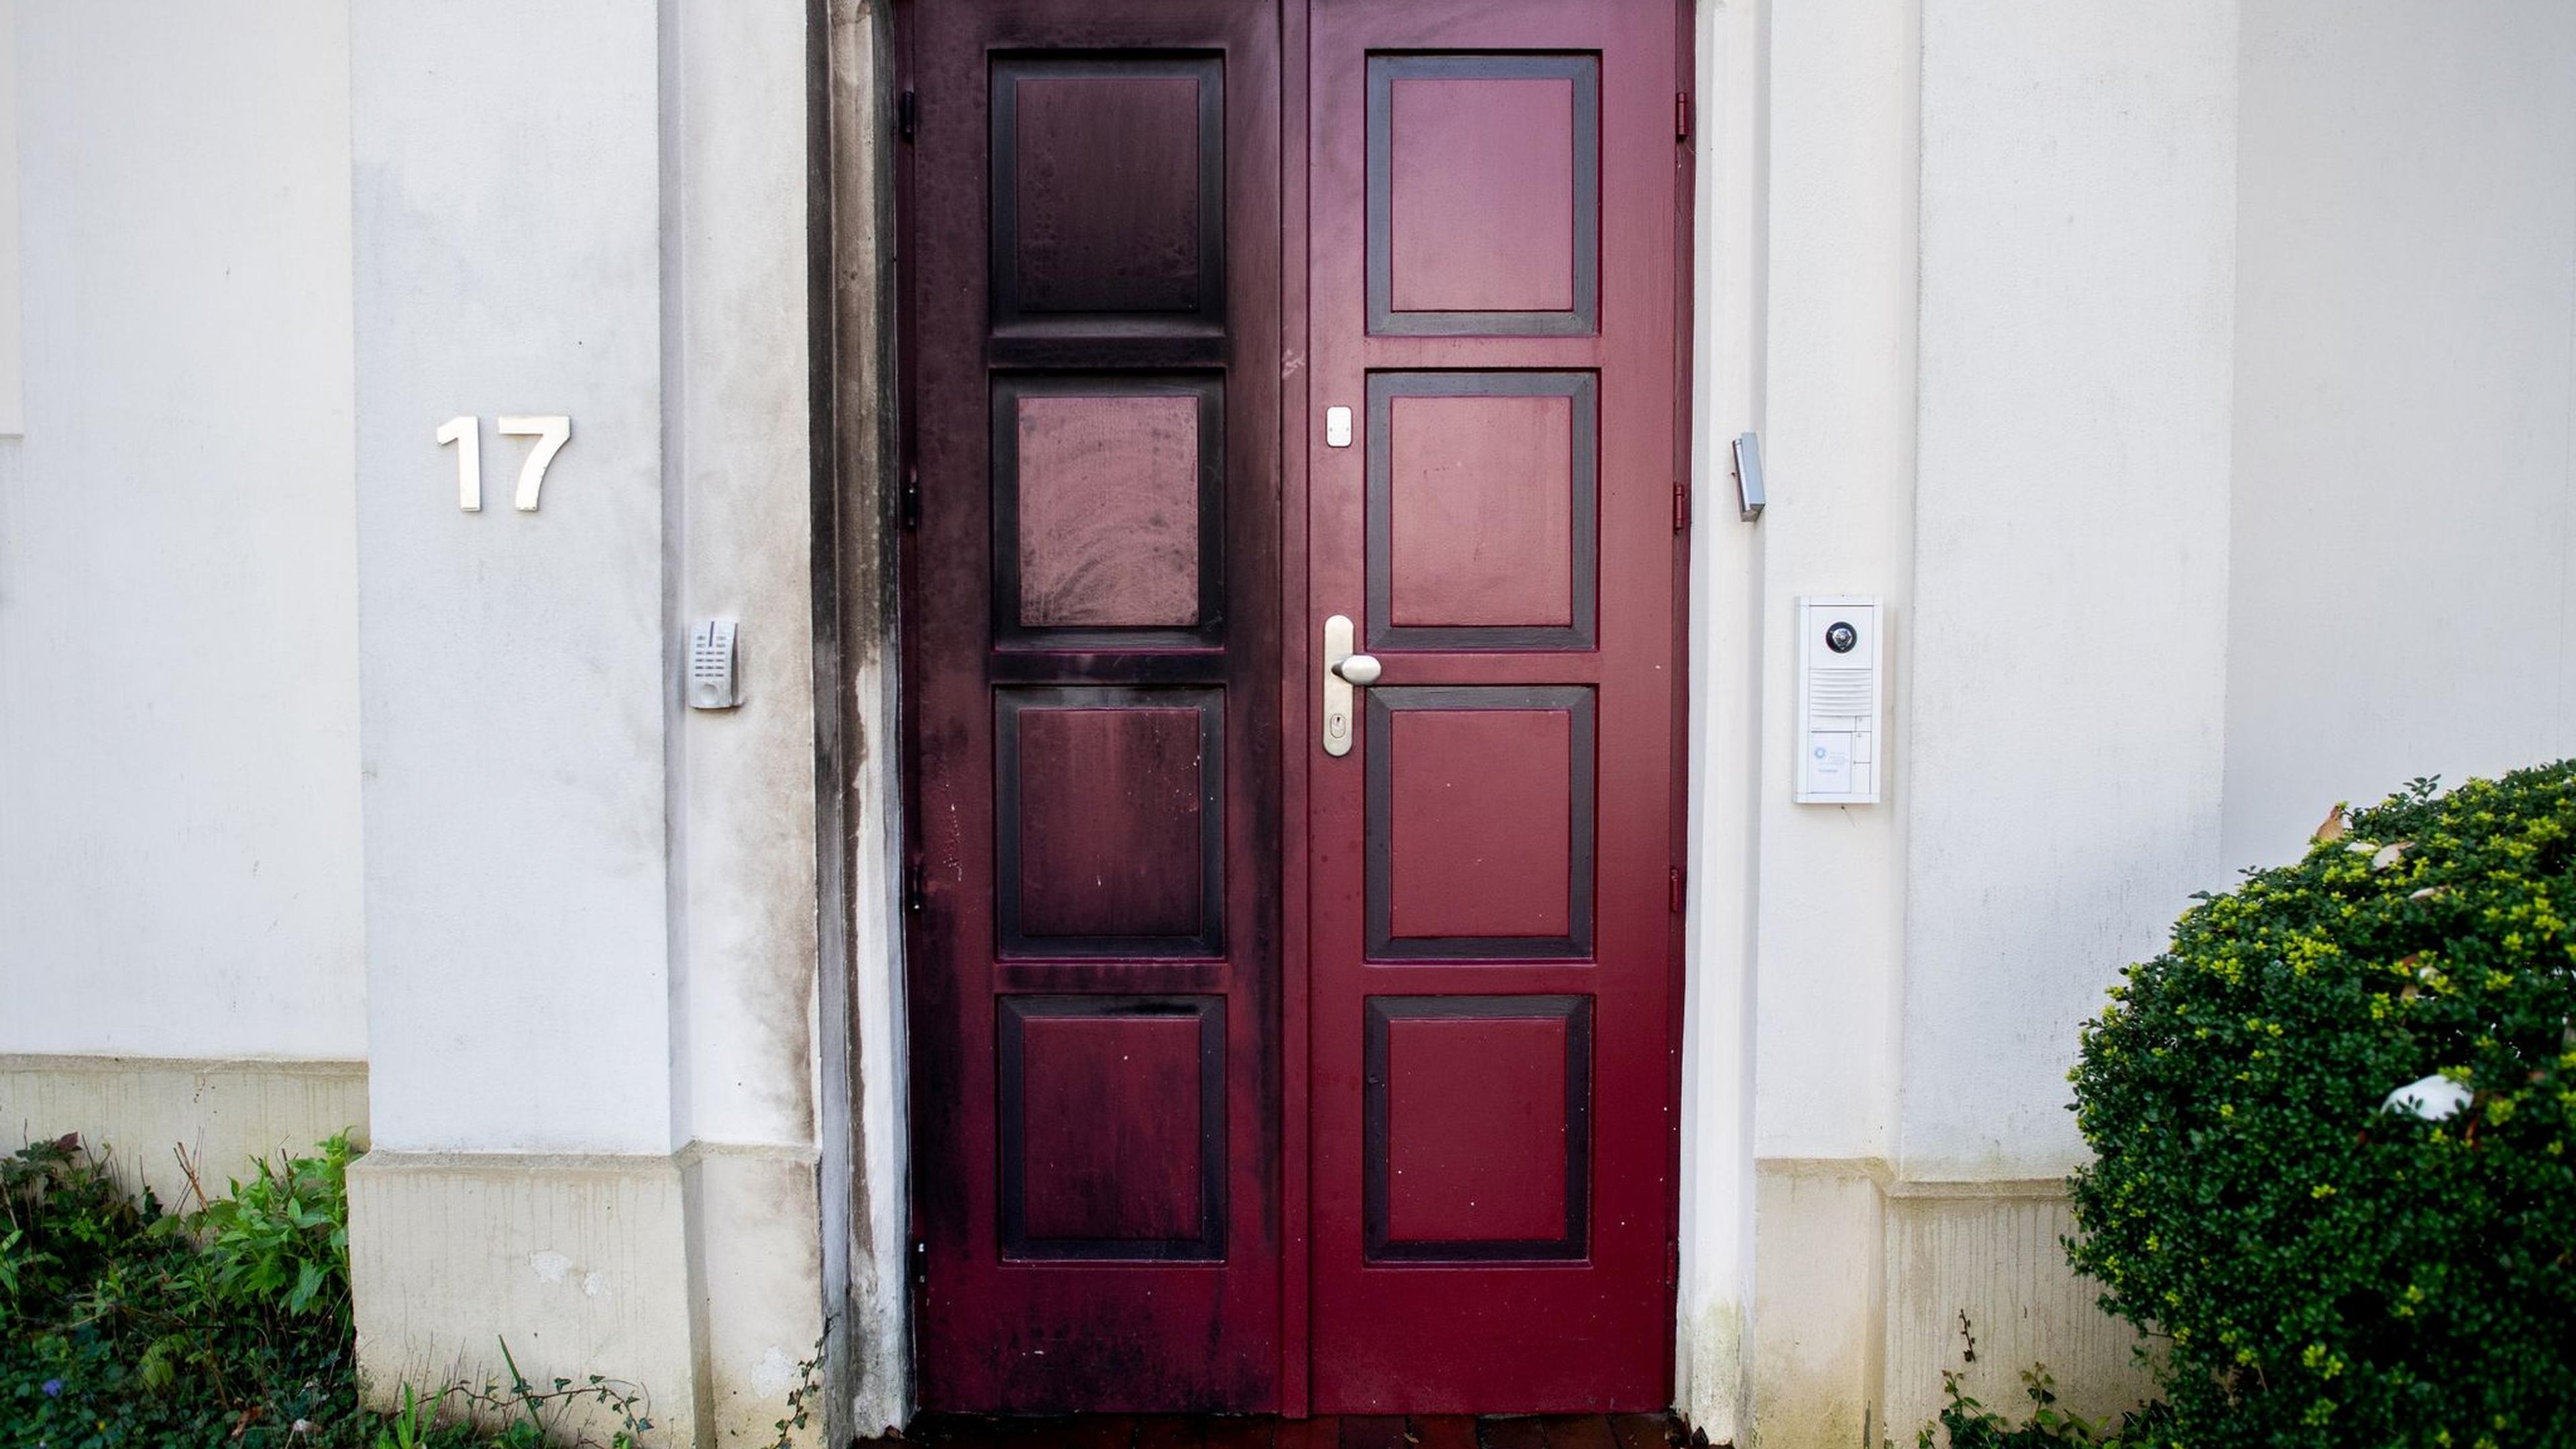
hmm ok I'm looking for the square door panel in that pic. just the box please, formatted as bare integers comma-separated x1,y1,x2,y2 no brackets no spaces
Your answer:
1368,372,1599,651
994,376,1225,649
1364,996,1593,1262
1368,54,1600,336
1366,686,1597,960
1000,996,1226,1260
998,689,1223,957
991,55,1226,333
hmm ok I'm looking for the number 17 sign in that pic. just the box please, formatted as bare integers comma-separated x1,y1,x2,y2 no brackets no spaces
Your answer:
435,415,572,513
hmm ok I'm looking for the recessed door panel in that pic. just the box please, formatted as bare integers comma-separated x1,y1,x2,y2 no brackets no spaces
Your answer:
991,55,1226,331
998,690,1222,956
1369,372,1600,651
1366,996,1593,1259
1367,687,1597,957
1367,54,1601,336
998,377,1224,641
1001,996,1226,1258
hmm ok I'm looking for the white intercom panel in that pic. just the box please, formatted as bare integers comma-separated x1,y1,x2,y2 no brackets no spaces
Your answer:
1794,596,1882,804
688,619,741,710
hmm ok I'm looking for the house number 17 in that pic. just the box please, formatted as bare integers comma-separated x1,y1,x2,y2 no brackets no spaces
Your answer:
436,415,572,513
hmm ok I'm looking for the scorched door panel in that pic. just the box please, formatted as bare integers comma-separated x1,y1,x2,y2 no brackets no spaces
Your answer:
1303,0,1686,1413
900,0,1282,1413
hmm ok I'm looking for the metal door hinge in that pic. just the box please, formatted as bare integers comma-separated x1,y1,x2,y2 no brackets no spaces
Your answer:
898,89,918,142
1672,479,1690,533
905,859,928,914
1675,91,1692,144
1669,867,1686,914
1667,1238,1682,1291
900,465,921,531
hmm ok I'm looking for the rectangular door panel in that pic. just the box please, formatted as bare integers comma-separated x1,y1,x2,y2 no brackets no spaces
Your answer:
1368,54,1601,335
990,54,1227,333
1001,996,1227,1259
996,376,1224,646
1369,372,1599,651
1364,995,1593,1260
997,689,1224,955
1366,687,1597,959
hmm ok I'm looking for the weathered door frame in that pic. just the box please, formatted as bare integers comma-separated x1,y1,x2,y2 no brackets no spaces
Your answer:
814,0,1710,1428
813,2,915,1439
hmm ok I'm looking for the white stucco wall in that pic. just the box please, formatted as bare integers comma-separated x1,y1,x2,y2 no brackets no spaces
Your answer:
1898,0,2241,1181
1674,4,1760,1432
1696,6,2244,1441
1744,0,1919,1173
0,1,22,437
347,0,829,1156
2223,0,2576,871
5,1,847,1434
351,0,676,1155
344,4,837,1437
0,1,364,1061
667,0,823,1161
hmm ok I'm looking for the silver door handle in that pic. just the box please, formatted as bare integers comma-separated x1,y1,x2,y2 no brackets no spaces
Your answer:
1322,614,1375,757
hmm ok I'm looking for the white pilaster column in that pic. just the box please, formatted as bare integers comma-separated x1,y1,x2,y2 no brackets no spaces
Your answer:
345,5,834,1442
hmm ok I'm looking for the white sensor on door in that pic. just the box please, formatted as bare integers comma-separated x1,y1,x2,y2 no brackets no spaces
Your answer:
1794,597,1882,804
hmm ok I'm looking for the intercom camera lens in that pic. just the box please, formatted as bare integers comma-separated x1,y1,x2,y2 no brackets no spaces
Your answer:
1825,621,1858,653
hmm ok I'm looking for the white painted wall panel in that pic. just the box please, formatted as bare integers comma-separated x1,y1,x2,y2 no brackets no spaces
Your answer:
1900,0,2241,1179
1746,0,1917,1166
0,1,23,437
1675,1,1760,1430
0,3,363,1061
350,2,673,1153
2224,1,2576,870
667,0,821,1155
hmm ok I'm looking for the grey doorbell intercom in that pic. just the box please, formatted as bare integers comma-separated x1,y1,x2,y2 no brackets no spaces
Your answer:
1794,596,1881,803
688,620,741,710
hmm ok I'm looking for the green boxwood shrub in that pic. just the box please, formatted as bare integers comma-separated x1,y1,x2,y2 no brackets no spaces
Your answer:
2068,763,2576,1448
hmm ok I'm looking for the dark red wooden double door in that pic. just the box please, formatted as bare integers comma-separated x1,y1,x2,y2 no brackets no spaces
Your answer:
899,0,1687,1416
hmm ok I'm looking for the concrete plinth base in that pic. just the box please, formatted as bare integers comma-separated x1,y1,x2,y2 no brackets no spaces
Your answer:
1750,1160,2153,1449
350,1145,824,1448
0,1053,369,1206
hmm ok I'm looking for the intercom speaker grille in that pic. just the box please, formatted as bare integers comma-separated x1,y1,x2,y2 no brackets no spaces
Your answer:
1807,667,1873,716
